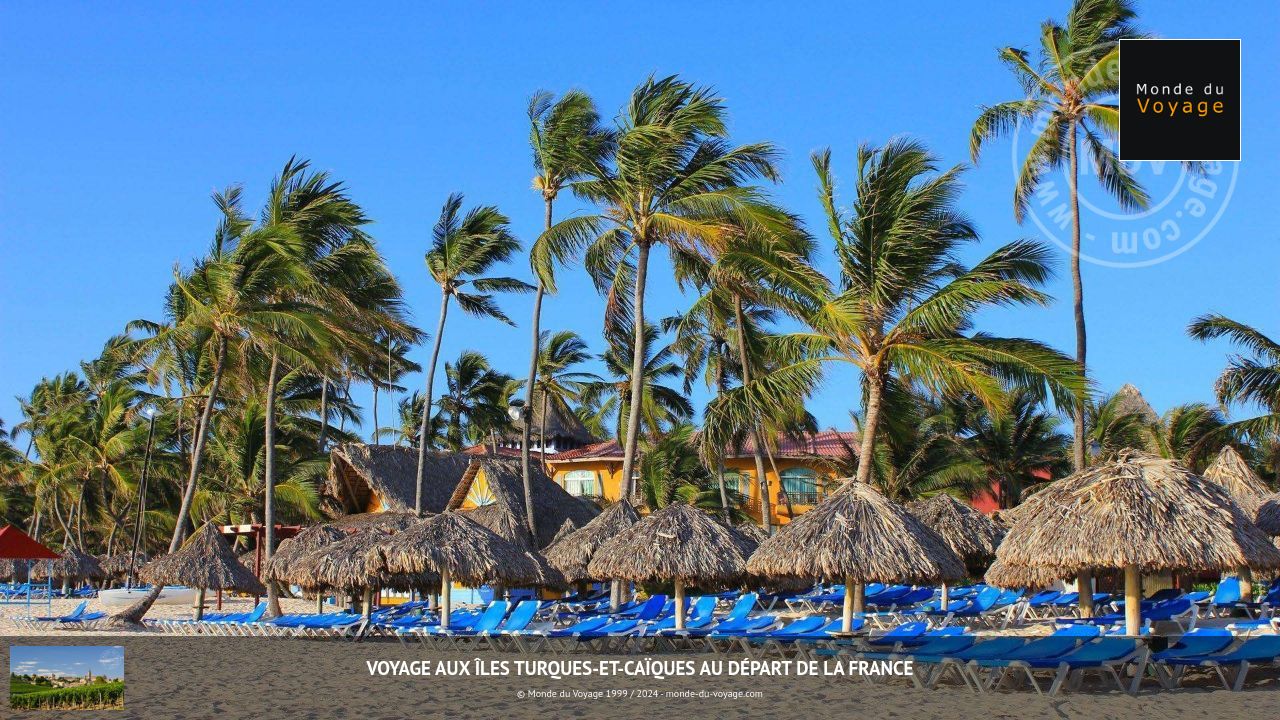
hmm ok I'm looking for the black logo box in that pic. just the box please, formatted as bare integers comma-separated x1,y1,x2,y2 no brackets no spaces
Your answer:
1119,39,1240,162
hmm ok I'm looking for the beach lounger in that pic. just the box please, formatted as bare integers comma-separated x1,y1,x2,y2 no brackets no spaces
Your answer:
994,638,1144,695
1158,634,1280,691
1200,577,1242,616
456,600,541,650
915,636,1028,690
506,616,610,654
417,601,510,648
1058,597,1197,633
963,625,1100,690
1134,628,1234,690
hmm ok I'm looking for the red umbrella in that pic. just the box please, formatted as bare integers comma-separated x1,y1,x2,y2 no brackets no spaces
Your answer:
0,526,59,560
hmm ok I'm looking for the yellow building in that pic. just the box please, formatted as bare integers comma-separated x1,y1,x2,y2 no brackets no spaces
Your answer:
545,431,857,526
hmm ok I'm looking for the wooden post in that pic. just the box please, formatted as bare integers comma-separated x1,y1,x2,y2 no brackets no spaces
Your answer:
216,588,222,611
194,587,206,621
940,582,950,610
316,593,325,614
440,567,452,629
1077,569,1095,618
362,587,374,620
674,580,686,630
610,578,621,611
1239,567,1253,602
852,582,865,614
841,574,855,632
1124,565,1141,637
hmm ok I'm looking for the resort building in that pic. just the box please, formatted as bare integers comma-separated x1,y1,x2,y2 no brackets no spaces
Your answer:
545,431,860,526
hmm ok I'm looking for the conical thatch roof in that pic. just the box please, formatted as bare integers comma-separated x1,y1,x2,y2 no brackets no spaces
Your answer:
992,451,1280,580
468,503,537,550
504,389,598,445
31,548,106,581
0,558,29,581
543,500,640,583
550,518,580,544
747,481,966,584
907,494,1004,563
101,552,149,580
587,503,751,585
1256,494,1280,536
329,511,420,532
262,524,347,584
1203,446,1270,516
139,523,266,594
985,557,1072,589
367,511,540,586
288,528,438,593
1114,383,1159,424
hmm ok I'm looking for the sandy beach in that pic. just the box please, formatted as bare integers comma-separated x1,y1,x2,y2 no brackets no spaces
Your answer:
1,598,1274,720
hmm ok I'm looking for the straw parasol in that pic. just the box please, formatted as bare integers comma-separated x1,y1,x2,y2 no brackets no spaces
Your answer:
1203,446,1270,517
100,552,149,584
288,528,439,619
908,493,1005,607
0,558,28,582
140,523,266,619
1257,494,1280,536
262,524,347,585
543,500,640,584
366,511,540,627
989,450,1280,635
549,518,580,545
588,503,752,630
31,548,106,583
748,480,965,632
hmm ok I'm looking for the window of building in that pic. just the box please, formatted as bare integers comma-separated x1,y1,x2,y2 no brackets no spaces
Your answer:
780,468,820,505
721,471,750,495
563,470,598,498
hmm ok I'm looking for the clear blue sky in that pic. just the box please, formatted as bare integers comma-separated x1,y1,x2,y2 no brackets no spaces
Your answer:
2,1,1277,438
10,645,124,680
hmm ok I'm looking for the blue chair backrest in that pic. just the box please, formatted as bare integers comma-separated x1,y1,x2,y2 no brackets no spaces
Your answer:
726,593,757,621
1052,624,1103,637
880,621,928,640
1149,598,1192,619
565,616,610,634
1028,590,1061,605
1237,635,1280,658
245,602,267,623
971,586,1003,611
962,637,1027,658
1011,635,1089,659
895,587,934,606
66,600,88,619
1069,637,1137,661
634,595,667,621
863,583,884,596
812,619,844,635
1164,628,1232,656
1212,577,1242,605
776,616,826,635
691,596,717,619
471,601,511,633
1146,588,1183,603
499,601,540,631
1053,592,1080,605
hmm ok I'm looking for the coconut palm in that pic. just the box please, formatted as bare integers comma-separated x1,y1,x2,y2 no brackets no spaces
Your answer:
707,139,1087,493
435,350,513,451
534,75,786,500
971,0,1147,471
530,330,600,452
577,322,693,450
414,194,532,514
1188,314,1280,441
520,90,613,538
356,333,420,446
1145,402,1229,472
1084,390,1152,460
952,388,1071,507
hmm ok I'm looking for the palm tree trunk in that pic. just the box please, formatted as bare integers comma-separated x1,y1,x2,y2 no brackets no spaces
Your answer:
764,444,794,525
371,383,379,446
317,376,329,450
519,197,553,541
415,291,450,515
110,339,227,626
716,462,730,523
734,297,773,532
855,372,884,486
1068,123,1087,473
263,351,283,618
619,242,651,502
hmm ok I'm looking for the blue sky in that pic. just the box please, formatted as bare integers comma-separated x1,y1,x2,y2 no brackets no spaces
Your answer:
10,645,124,680
2,1,1277,437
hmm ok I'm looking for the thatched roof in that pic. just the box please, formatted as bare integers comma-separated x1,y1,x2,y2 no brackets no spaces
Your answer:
1114,383,1159,424
367,511,540,587
329,511,419,532
587,503,751,585
992,451,1280,580
0,558,28,581
747,481,966,584
322,446,598,549
262,524,347,584
31,548,105,581
543,500,640,583
984,557,1073,589
1203,445,1270,516
550,518,579,544
1256,494,1280,536
139,523,266,593
288,528,438,593
907,494,1004,563
504,390,597,446
101,552,149,580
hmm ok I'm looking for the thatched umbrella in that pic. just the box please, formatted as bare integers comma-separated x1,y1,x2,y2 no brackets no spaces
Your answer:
288,528,438,619
329,511,419,532
261,523,347,612
908,493,1005,607
366,511,539,628
990,451,1280,635
549,518,580,545
32,548,106,585
1203,445,1273,599
748,481,965,632
101,552,149,582
543,500,639,584
140,523,266,620
588,503,751,630
0,558,28,582
1257,494,1280,536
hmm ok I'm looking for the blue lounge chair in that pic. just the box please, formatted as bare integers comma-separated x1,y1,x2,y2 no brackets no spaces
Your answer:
1202,577,1242,616
917,636,1029,689
1058,597,1197,633
1159,635,1280,691
1136,628,1233,690
508,616,610,654
998,638,1144,695
964,626,1100,690
418,601,510,646
458,600,541,650
755,618,849,659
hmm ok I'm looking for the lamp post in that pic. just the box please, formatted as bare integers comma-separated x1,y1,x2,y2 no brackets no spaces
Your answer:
126,405,158,590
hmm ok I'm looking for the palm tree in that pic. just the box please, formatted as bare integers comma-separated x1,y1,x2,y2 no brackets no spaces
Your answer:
578,323,693,453
357,333,419,446
952,389,1071,507
535,75,786,500
971,0,1146,471
1188,314,1280,441
1084,390,1151,460
435,351,512,451
855,392,989,504
529,331,599,454
414,194,532,514
520,90,613,537
1144,402,1228,471
708,140,1086,500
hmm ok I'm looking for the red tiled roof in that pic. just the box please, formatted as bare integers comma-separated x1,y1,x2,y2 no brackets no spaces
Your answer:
546,431,860,463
